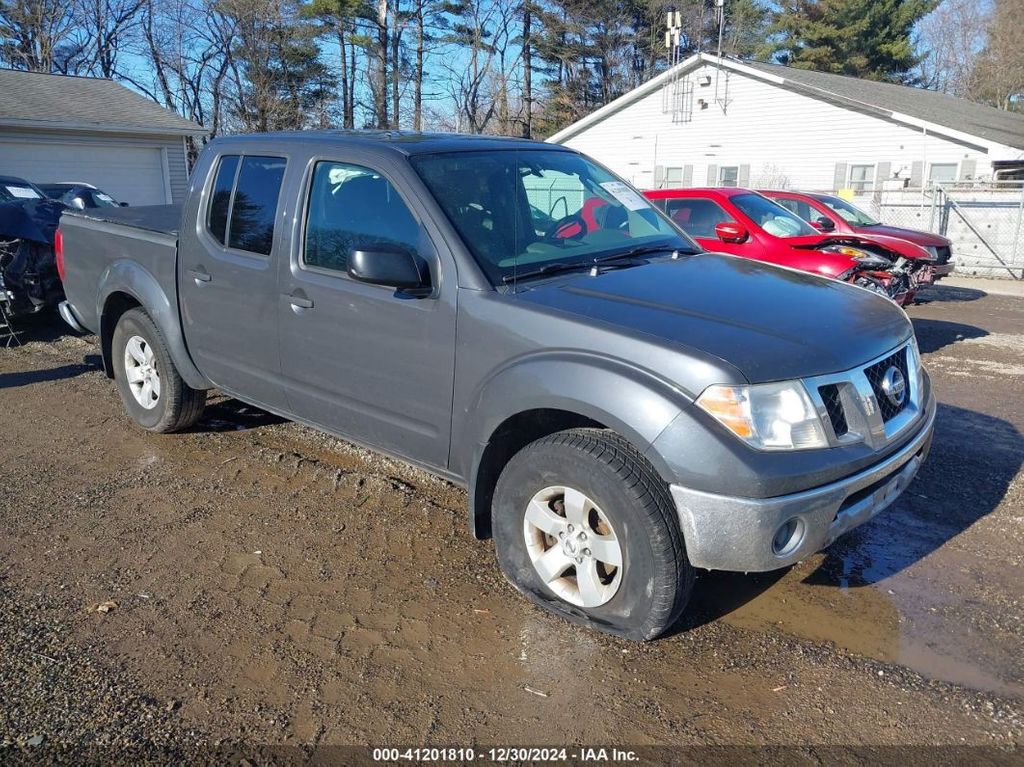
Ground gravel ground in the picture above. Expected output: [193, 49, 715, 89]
[0, 282, 1022, 760]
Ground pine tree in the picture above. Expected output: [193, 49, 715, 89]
[771, 0, 935, 83]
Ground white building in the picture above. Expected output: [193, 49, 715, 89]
[549, 53, 1024, 193]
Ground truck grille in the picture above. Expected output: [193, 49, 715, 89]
[863, 348, 910, 421]
[934, 245, 952, 264]
[818, 384, 849, 437]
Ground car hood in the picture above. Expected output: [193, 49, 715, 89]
[854, 224, 950, 247]
[514, 253, 912, 382]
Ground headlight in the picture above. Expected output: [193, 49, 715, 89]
[821, 245, 891, 268]
[922, 246, 939, 262]
[696, 381, 829, 451]
[908, 335, 925, 391]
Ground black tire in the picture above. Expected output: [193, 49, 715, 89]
[492, 428, 693, 640]
[111, 308, 206, 433]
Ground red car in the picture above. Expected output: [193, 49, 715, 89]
[762, 189, 954, 279]
[644, 187, 940, 305]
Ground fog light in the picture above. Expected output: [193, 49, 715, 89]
[772, 517, 805, 557]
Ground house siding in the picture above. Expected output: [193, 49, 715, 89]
[165, 140, 190, 203]
[559, 64, 1013, 192]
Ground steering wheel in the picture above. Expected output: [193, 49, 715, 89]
[543, 212, 588, 243]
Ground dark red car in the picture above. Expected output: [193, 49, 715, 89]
[762, 189, 954, 279]
[644, 187, 940, 305]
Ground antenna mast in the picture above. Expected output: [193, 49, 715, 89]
[713, 0, 731, 113]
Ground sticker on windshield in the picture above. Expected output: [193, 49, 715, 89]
[599, 181, 648, 211]
[5, 185, 40, 199]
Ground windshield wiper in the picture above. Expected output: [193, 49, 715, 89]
[502, 243, 700, 285]
[501, 261, 595, 284]
[595, 244, 698, 264]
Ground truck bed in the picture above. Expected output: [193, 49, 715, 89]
[59, 205, 181, 336]
[68, 204, 182, 236]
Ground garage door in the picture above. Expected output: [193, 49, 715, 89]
[0, 141, 168, 205]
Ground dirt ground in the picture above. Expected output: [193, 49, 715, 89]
[1, 282, 1022, 756]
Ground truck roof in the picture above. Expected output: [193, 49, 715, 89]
[207, 130, 571, 157]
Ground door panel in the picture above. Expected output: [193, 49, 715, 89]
[178, 154, 289, 409]
[278, 159, 456, 469]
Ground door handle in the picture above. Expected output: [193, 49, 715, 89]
[288, 294, 314, 309]
[188, 268, 212, 283]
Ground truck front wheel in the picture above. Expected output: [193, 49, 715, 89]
[492, 428, 693, 640]
[112, 308, 206, 433]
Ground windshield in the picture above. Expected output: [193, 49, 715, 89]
[91, 190, 120, 207]
[731, 193, 816, 238]
[411, 149, 696, 285]
[0, 181, 43, 202]
[816, 195, 881, 226]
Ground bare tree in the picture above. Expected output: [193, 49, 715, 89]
[969, 0, 1024, 110]
[0, 0, 76, 71]
[61, 0, 146, 78]
[916, 0, 988, 96]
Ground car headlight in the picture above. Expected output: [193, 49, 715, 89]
[922, 246, 939, 262]
[696, 381, 829, 451]
[821, 245, 891, 268]
[908, 335, 925, 391]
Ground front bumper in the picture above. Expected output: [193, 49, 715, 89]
[669, 393, 936, 572]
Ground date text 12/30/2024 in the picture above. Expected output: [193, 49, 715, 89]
[372, 747, 640, 762]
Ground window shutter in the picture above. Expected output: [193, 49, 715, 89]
[874, 162, 891, 190]
[909, 161, 923, 188]
[959, 159, 976, 180]
[682, 164, 693, 186]
[738, 164, 750, 187]
[653, 165, 666, 188]
[706, 164, 718, 186]
[833, 162, 847, 191]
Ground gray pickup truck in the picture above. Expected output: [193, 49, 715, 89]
[57, 132, 935, 640]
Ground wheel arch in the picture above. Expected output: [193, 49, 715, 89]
[97, 260, 210, 390]
[461, 356, 687, 539]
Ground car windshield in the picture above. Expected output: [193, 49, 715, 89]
[731, 193, 816, 238]
[411, 149, 696, 285]
[0, 181, 43, 202]
[816, 195, 881, 226]
[91, 190, 120, 207]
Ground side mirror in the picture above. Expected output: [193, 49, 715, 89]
[70, 197, 86, 210]
[348, 247, 431, 296]
[811, 217, 835, 232]
[119, 201, 130, 207]
[714, 221, 748, 243]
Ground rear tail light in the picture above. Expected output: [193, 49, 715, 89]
[55, 228, 65, 282]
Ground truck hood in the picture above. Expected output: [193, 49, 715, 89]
[514, 253, 912, 382]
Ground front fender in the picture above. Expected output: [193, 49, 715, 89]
[97, 259, 210, 390]
[459, 351, 694, 487]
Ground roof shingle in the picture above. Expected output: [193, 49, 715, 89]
[741, 59, 1024, 151]
[0, 69, 204, 136]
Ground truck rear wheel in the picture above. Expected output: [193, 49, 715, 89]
[492, 428, 693, 640]
[112, 308, 206, 433]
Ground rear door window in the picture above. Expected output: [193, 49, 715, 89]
[227, 156, 287, 255]
[207, 155, 239, 246]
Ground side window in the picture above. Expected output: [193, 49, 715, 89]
[207, 155, 239, 245]
[665, 198, 729, 238]
[303, 161, 421, 274]
[776, 198, 814, 221]
[227, 156, 286, 255]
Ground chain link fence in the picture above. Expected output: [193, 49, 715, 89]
[854, 182, 1024, 280]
